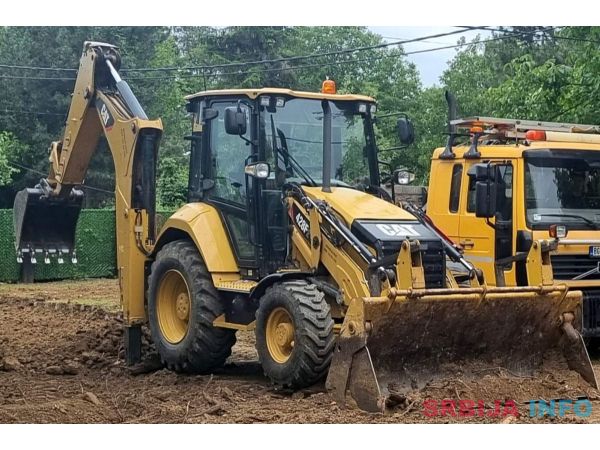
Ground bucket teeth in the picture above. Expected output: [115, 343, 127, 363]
[13, 186, 83, 264]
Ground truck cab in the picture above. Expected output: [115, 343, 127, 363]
[426, 117, 600, 338]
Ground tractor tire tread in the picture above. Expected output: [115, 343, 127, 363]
[255, 280, 335, 390]
[148, 239, 236, 374]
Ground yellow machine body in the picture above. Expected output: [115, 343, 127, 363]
[13, 45, 598, 413]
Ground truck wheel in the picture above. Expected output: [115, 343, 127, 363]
[147, 239, 236, 372]
[255, 280, 335, 389]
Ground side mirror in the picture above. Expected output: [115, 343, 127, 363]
[393, 168, 415, 185]
[469, 163, 497, 218]
[397, 117, 415, 146]
[244, 162, 270, 179]
[224, 106, 247, 135]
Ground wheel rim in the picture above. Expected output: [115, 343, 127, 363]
[266, 307, 295, 364]
[157, 269, 191, 344]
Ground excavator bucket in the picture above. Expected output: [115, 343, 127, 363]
[13, 186, 83, 263]
[326, 287, 598, 413]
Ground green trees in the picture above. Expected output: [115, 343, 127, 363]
[2, 26, 600, 206]
[0, 132, 20, 186]
[0, 26, 422, 208]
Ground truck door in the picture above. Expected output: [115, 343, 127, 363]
[460, 162, 514, 285]
[426, 161, 463, 242]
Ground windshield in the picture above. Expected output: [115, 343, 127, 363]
[260, 97, 372, 187]
[525, 150, 600, 229]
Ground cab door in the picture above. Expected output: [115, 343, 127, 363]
[204, 99, 258, 272]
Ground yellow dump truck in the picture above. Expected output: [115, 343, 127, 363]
[425, 116, 600, 342]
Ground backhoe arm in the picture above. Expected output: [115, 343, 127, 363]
[13, 41, 163, 337]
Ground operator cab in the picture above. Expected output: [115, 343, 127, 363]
[184, 83, 412, 279]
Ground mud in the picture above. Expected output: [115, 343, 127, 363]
[0, 278, 599, 423]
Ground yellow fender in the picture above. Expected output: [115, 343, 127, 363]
[155, 203, 239, 273]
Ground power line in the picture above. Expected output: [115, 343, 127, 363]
[0, 63, 76, 72]
[380, 36, 459, 45]
[124, 32, 525, 81]
[0, 28, 473, 76]
[0, 74, 76, 81]
[461, 26, 600, 46]
[0, 29, 535, 85]
[7, 161, 113, 194]
[0, 109, 66, 117]
[122, 28, 472, 73]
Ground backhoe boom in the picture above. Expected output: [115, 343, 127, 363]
[13, 42, 163, 361]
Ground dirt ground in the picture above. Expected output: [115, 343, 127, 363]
[1, 278, 599, 424]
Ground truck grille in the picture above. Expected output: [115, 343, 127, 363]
[422, 241, 445, 289]
[551, 254, 600, 280]
[582, 289, 600, 337]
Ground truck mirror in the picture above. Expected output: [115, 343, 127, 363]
[474, 180, 497, 218]
[397, 117, 415, 145]
[469, 163, 497, 218]
[224, 106, 247, 135]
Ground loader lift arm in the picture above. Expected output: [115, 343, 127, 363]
[13, 42, 163, 362]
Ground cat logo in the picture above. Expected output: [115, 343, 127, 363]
[100, 104, 110, 126]
[96, 99, 114, 129]
[375, 223, 420, 237]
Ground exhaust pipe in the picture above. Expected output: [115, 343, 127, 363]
[440, 91, 458, 159]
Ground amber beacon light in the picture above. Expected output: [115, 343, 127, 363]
[322, 78, 336, 94]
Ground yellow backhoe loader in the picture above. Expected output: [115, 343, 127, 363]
[13, 42, 598, 412]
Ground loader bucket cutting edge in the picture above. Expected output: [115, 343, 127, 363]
[326, 289, 598, 413]
[13, 187, 83, 259]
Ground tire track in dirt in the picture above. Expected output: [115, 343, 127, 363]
[0, 279, 599, 423]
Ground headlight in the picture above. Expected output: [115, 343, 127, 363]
[245, 162, 270, 179]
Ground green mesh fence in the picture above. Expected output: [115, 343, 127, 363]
[0, 209, 174, 282]
[0, 209, 117, 282]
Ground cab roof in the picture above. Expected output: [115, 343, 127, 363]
[432, 140, 600, 160]
[185, 87, 375, 103]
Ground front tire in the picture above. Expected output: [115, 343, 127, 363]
[147, 239, 236, 372]
[255, 280, 334, 389]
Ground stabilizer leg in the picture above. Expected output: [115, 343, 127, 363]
[125, 325, 142, 365]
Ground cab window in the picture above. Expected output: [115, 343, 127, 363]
[449, 164, 462, 213]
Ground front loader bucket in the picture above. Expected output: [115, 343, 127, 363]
[13, 186, 84, 262]
[326, 286, 598, 413]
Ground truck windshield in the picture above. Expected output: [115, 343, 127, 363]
[260, 97, 373, 187]
[525, 150, 600, 229]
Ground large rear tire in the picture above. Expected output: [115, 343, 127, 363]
[147, 239, 236, 372]
[255, 280, 335, 389]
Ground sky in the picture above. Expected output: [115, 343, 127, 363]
[368, 26, 492, 87]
